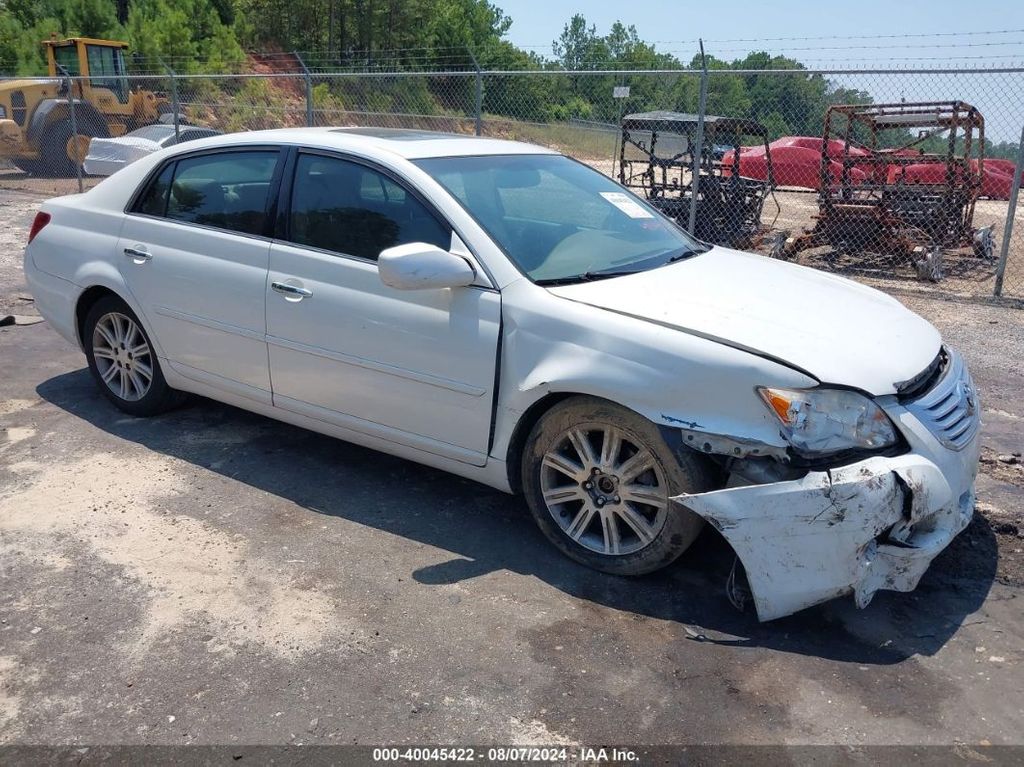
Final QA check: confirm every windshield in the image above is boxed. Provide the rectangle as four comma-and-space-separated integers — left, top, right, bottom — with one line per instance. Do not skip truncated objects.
414, 154, 704, 283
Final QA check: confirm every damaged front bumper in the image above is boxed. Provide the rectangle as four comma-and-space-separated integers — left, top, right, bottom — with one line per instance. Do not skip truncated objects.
674, 408, 980, 621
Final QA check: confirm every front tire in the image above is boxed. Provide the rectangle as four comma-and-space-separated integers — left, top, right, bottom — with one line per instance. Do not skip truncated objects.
83, 295, 185, 416
521, 396, 714, 576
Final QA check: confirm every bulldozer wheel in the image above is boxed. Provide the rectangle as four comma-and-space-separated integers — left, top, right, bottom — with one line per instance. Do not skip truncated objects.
40, 119, 107, 178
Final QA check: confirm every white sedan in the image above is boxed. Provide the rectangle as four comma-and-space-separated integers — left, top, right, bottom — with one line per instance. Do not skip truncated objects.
83, 124, 222, 176
24, 128, 980, 621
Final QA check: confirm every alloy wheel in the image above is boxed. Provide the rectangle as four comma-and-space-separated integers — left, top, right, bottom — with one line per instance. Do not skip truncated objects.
540, 424, 669, 556
91, 311, 154, 402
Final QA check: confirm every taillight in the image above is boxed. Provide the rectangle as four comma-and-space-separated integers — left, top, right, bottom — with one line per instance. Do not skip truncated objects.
28, 212, 51, 244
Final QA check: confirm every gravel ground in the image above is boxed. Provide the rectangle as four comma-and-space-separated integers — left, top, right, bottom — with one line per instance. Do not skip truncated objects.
1, 188, 1023, 747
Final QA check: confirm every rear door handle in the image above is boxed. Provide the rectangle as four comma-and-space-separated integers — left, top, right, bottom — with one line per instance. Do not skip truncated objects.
123, 247, 152, 262
271, 281, 313, 299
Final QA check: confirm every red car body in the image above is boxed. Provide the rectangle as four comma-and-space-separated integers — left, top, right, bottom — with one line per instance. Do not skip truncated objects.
723, 136, 1019, 198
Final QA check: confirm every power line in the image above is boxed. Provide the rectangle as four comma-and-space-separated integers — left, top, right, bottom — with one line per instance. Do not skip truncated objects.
549, 55, 1024, 68
682, 40, 1024, 54
701, 28, 1024, 43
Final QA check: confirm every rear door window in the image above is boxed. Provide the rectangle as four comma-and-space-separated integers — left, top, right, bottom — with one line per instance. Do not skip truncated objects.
163, 151, 279, 236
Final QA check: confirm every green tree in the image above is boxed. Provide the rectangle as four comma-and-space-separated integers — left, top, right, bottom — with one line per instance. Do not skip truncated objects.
66, 0, 122, 38
125, 0, 243, 73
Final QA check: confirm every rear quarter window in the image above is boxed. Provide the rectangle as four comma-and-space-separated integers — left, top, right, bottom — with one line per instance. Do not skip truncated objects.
133, 163, 174, 217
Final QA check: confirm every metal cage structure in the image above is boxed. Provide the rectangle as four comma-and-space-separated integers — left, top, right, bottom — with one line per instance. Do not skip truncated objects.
617, 111, 776, 249
783, 101, 995, 280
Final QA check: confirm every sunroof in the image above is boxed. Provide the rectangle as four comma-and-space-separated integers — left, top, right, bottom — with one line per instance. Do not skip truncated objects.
331, 127, 476, 141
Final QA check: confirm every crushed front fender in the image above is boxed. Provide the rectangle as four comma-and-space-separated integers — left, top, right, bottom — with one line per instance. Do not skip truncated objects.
673, 455, 974, 621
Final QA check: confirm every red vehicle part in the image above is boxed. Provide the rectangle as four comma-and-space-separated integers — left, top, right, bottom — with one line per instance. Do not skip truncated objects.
885, 158, 1016, 199
723, 137, 871, 190
723, 135, 1022, 197
973, 158, 1016, 199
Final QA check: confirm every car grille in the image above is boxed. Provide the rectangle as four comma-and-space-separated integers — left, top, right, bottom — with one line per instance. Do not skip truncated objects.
905, 348, 980, 451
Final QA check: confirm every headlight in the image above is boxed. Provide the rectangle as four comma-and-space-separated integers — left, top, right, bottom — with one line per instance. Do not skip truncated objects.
758, 386, 897, 456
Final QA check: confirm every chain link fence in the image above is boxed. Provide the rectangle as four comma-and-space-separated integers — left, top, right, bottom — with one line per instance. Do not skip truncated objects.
2, 65, 1022, 300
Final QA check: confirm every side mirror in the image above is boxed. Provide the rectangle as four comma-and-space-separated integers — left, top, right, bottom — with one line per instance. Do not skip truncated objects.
378, 242, 476, 290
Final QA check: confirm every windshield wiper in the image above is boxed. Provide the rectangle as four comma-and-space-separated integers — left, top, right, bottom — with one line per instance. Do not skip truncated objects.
535, 268, 645, 286
535, 246, 709, 286
663, 245, 709, 263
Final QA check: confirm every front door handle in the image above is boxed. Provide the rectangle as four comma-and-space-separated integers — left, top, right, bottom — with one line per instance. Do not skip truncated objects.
271, 281, 313, 300
123, 246, 152, 263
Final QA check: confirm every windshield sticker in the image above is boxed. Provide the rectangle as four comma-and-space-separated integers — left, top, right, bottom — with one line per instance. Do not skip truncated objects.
600, 192, 654, 219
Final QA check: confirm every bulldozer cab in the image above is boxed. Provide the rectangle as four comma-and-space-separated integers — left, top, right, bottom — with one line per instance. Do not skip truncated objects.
44, 37, 130, 106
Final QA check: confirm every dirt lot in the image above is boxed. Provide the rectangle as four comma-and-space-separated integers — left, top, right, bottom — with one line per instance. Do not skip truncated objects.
1, 187, 1023, 748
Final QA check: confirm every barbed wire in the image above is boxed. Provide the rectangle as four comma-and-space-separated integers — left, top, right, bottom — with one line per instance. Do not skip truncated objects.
516, 28, 1024, 48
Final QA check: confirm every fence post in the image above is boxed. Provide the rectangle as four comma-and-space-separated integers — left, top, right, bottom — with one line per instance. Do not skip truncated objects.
467, 47, 483, 136
60, 68, 84, 194
687, 40, 708, 237
994, 122, 1024, 297
295, 51, 313, 127
612, 77, 625, 180
164, 63, 181, 141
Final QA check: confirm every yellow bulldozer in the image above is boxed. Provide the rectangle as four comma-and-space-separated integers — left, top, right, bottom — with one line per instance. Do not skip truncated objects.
0, 37, 171, 176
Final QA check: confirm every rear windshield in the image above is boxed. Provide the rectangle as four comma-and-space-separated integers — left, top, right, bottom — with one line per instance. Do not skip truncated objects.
128, 125, 175, 142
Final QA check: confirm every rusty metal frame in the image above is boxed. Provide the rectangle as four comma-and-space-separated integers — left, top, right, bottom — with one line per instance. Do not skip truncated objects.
785, 101, 989, 278
617, 112, 775, 248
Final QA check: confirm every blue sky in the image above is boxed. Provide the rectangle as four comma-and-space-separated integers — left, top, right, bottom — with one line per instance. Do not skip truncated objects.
497, 0, 1024, 65
494, 0, 1024, 141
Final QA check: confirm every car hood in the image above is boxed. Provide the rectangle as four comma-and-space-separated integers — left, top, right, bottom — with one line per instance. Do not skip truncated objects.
545, 247, 940, 395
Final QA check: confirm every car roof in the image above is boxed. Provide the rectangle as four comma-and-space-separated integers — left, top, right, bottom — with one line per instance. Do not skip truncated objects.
174, 127, 558, 160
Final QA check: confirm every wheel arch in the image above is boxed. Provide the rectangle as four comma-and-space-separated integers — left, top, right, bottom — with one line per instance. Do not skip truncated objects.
73, 278, 163, 359
504, 391, 576, 494
27, 98, 110, 144
75, 285, 119, 347
503, 388, 719, 495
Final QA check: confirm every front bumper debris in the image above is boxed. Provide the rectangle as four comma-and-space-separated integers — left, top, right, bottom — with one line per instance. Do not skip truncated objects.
673, 452, 976, 621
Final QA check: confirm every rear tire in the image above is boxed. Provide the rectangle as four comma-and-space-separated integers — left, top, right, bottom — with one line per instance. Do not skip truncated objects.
83, 295, 186, 417
521, 396, 714, 576
40, 118, 108, 177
